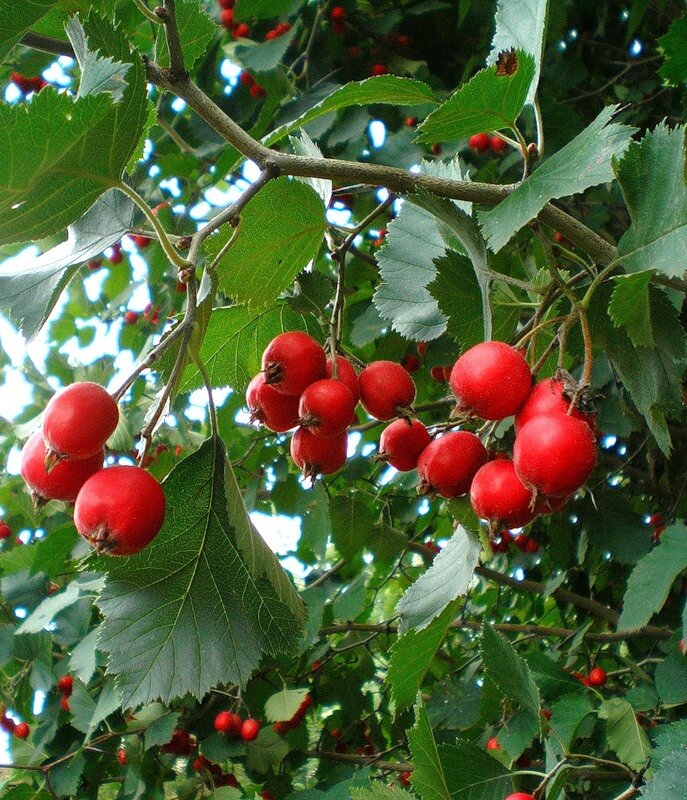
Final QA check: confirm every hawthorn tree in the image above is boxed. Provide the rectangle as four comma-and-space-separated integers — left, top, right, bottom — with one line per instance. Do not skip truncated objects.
1, 0, 687, 798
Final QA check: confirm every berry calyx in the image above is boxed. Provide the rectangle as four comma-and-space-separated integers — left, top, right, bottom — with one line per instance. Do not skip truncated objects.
298, 379, 356, 438
42, 382, 119, 461
469, 133, 490, 153
240, 718, 260, 741
514, 414, 597, 498
514, 378, 595, 434
378, 419, 431, 472
470, 459, 536, 528
325, 357, 359, 403
14, 722, 30, 739
0, 522, 11, 540
486, 737, 501, 750
215, 710, 239, 734
74, 466, 166, 556
262, 332, 327, 395
291, 428, 348, 478
417, 431, 488, 498
588, 667, 607, 687
490, 135, 508, 154
57, 675, 74, 696
246, 374, 300, 432
450, 342, 532, 420
20, 432, 104, 504
359, 361, 416, 420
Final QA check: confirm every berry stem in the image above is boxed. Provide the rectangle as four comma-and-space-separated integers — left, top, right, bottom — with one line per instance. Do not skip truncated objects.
533, 97, 545, 158
133, 0, 162, 24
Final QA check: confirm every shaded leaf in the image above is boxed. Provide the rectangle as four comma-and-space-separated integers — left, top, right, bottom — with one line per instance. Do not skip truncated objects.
598, 698, 652, 771
642, 750, 687, 800
235, 26, 298, 73
408, 701, 451, 800
67, 16, 131, 101
481, 623, 540, 719
155, 0, 215, 72
264, 687, 310, 722
608, 272, 654, 348
0, 0, 59, 62
245, 727, 290, 774
658, 16, 687, 86
438, 739, 512, 800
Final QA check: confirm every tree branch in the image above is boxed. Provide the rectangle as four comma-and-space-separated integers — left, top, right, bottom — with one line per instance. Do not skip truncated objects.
304, 749, 412, 773
20, 32, 75, 58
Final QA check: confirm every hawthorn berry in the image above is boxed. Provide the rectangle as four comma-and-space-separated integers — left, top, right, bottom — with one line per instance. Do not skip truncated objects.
162, 728, 195, 755
21, 431, 104, 504
0, 715, 15, 733
348, 45, 361, 57
378, 419, 431, 472
513, 534, 528, 552
359, 361, 416, 420
42, 382, 119, 461
262, 332, 327, 395
401, 354, 421, 373
330, 5, 346, 20
331, 728, 341, 738
74, 466, 166, 556
220, 8, 234, 27
430, 143, 442, 156
117, 748, 127, 765
505, 795, 535, 800
0, 522, 10, 540
219, 0, 235, 7
60, 697, 71, 712
514, 378, 595, 434
514, 414, 596, 497
573, 671, 592, 687
400, 771, 412, 787
246, 374, 300, 432
371, 64, 389, 76
325, 356, 360, 403
291, 428, 348, 478
430, 366, 449, 382
57, 675, 74, 696
490, 135, 508, 154
648, 513, 664, 528
240, 718, 261, 741
109, 247, 124, 264
486, 737, 501, 750
124, 310, 139, 325
240, 71, 255, 86
215, 710, 238, 734
298, 379, 356, 438
588, 667, 607, 687
470, 459, 536, 528
233, 23, 250, 38
450, 342, 532, 420
131, 235, 151, 249
250, 83, 266, 98
525, 538, 539, 554
417, 431, 488, 498
405, 116, 417, 127
469, 133, 490, 153
394, 34, 411, 47
14, 721, 30, 739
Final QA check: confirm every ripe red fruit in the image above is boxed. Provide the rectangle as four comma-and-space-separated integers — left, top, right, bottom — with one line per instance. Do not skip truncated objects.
265, 29, 278, 40
117, 748, 127, 765
43, 382, 119, 460
490, 135, 508, 154
325, 357, 359, 403
0, 522, 11, 540
405, 116, 417, 127
525, 538, 539, 554
470, 459, 536, 528
291, 428, 348, 478
400, 771, 412, 787
57, 675, 74, 696
246, 374, 300, 432
331, 6, 346, 20
378, 419, 431, 472
233, 23, 250, 38
331, 728, 341, 738
417, 431, 488, 498
220, 8, 234, 27
648, 513, 664, 528
219, 0, 235, 7
359, 361, 416, 420
215, 711, 238, 734
451, 342, 532, 420
430, 366, 448, 382
401, 354, 421, 373
469, 132, 490, 153
262, 332, 327, 395
124, 310, 139, 325
371, 63, 389, 76
240, 718, 260, 741
348, 45, 361, 57
505, 795, 535, 800
515, 378, 594, 434
131, 235, 151, 249
514, 415, 596, 497
430, 143, 442, 156
0, 715, 15, 733
416, 341, 428, 357
109, 248, 124, 264
21, 432, 104, 504
74, 466, 166, 556
513, 534, 528, 551
87, 259, 102, 270
250, 83, 266, 98
240, 71, 255, 86
588, 667, 607, 687
60, 697, 71, 712
162, 728, 195, 755
573, 671, 592, 687
14, 722, 29, 739
298, 379, 356, 438
486, 737, 501, 750
394, 34, 411, 47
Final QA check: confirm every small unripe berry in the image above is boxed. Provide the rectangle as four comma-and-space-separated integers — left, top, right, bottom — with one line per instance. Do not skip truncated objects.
588, 667, 607, 687
359, 361, 416, 420
417, 431, 488, 498
0, 716, 15, 733
57, 675, 74, 696
291, 428, 348, 478
298, 379, 356, 438
240, 718, 260, 741
378, 419, 431, 472
262, 332, 327, 395
469, 133, 490, 153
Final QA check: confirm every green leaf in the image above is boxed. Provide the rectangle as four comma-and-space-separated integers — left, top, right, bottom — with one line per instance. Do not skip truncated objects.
207, 178, 326, 309
487, 0, 548, 106
408, 701, 451, 800
416, 50, 535, 143
396, 526, 480, 634
438, 739, 512, 800
652, 719, 687, 768
525, 651, 584, 700
658, 16, 687, 86
244, 727, 290, 774
235, 0, 301, 20
496, 708, 539, 759
264, 687, 310, 722
388, 602, 458, 713
16, 575, 104, 634
155, 0, 215, 72
655, 651, 687, 706
0, 189, 135, 341
642, 750, 687, 800
329, 495, 374, 562
235, 26, 298, 74
95, 438, 305, 707
608, 272, 654, 348
351, 785, 415, 800
429, 253, 487, 352
264, 76, 439, 147
0, 0, 58, 62
178, 303, 323, 393
480, 623, 540, 719
479, 106, 635, 252
618, 525, 687, 631
549, 693, 594, 752
68, 627, 101, 685
66, 16, 131, 101
598, 698, 652, 771
615, 123, 687, 277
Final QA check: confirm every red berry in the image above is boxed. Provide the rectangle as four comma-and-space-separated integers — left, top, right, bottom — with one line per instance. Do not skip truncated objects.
60, 697, 71, 712
490, 135, 508, 154
240, 718, 260, 742
174, 445, 183, 457
515, 378, 595, 434
330, 6, 346, 20
74, 466, 166, 556
246, 374, 300, 433
131, 235, 151, 249
0, 522, 11, 540
124, 310, 139, 325
220, 8, 234, 27
117, 748, 127, 765
588, 667, 607, 687
416, 342, 428, 357
371, 64, 389, 76
220, 774, 239, 788
215, 711, 238, 734
331, 728, 341, 738
87, 259, 102, 270
250, 83, 266, 98
332, 19, 346, 34
470, 459, 536, 528
417, 431, 488, 498
505, 795, 535, 800
325, 357, 359, 403
400, 771, 412, 787
262, 332, 327, 395
152, 202, 170, 216
469, 133, 491, 153
298, 379, 356, 438
394, 34, 411, 47
233, 23, 250, 38
401, 354, 421, 373
450, 342, 532, 420
21, 431, 104, 503
648, 513, 664, 528
14, 721, 30, 739
161, 728, 194, 755
275, 22, 291, 34
219, 0, 235, 7
514, 415, 596, 497
291, 428, 348, 478
513, 533, 528, 551
311, 659, 322, 670
359, 361, 416, 420
378, 419, 431, 472
57, 675, 74, 696
109, 248, 124, 264
572, 672, 592, 687
525, 537, 539, 554
430, 143, 442, 156
430, 366, 448, 382
405, 116, 417, 127
43, 382, 119, 460
0, 716, 15, 733
348, 45, 361, 57
486, 737, 500, 750
240, 71, 255, 86
541, 709, 552, 720
265, 29, 278, 40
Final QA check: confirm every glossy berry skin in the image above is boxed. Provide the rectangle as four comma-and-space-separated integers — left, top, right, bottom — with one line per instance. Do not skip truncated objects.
515, 378, 594, 434
130, 235, 151, 249
215, 711, 238, 734
514, 415, 597, 497
74, 466, 166, 556
43, 382, 119, 460
246, 374, 300, 433
14, 722, 29, 739
21, 432, 104, 503
240, 719, 260, 742
359, 361, 416, 420
262, 332, 327, 395
0, 522, 10, 540
291, 428, 347, 478
470, 459, 535, 528
490, 135, 508, 154
379, 419, 431, 472
469, 132, 490, 153
588, 667, 607, 687
57, 675, 74, 696
233, 23, 250, 38
417, 431, 488, 498
450, 342, 532, 420
505, 795, 535, 800
298, 379, 356, 438
326, 357, 359, 403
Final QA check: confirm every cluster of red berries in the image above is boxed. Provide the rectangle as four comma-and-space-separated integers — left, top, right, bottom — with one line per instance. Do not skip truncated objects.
265, 21, 292, 40
19, 382, 166, 556
0, 707, 29, 740
217, 0, 249, 38
10, 72, 48, 95
161, 727, 195, 755
573, 666, 607, 688
239, 70, 266, 99
193, 754, 239, 787
214, 711, 261, 741
330, 5, 347, 33
57, 674, 73, 713
273, 694, 312, 735
124, 302, 163, 327
489, 529, 539, 555
469, 132, 508, 155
